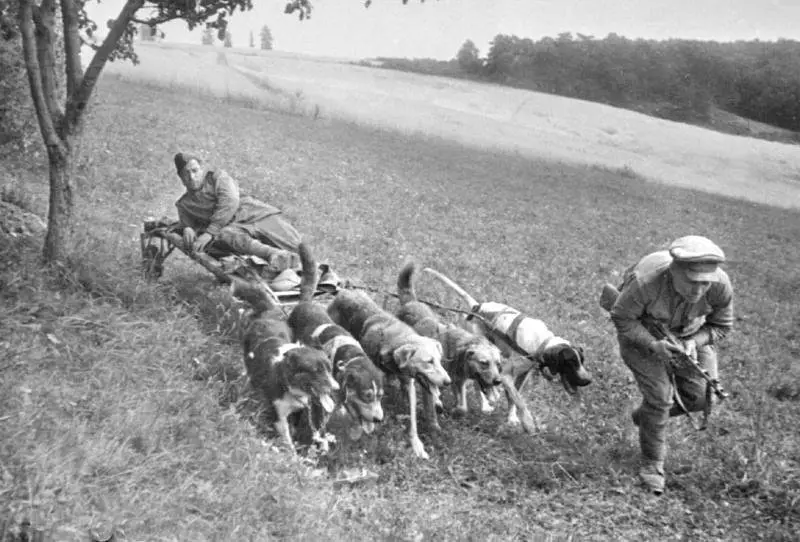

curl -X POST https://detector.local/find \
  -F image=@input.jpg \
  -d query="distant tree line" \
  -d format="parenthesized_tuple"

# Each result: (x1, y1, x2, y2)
(454, 33, 800, 131)
(201, 25, 272, 50)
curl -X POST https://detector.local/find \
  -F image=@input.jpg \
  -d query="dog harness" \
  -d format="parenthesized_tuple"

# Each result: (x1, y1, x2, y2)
(247, 340, 301, 361)
(473, 302, 569, 361)
(311, 323, 364, 373)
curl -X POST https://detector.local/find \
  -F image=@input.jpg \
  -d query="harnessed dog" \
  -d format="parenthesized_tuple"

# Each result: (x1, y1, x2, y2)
(395, 261, 505, 421)
(287, 245, 386, 442)
(231, 272, 339, 453)
(424, 268, 592, 429)
(327, 288, 450, 460)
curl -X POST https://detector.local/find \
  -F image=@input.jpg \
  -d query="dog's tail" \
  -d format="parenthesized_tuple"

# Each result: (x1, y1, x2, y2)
(231, 277, 275, 314)
(298, 242, 319, 302)
(422, 267, 480, 308)
(397, 261, 418, 305)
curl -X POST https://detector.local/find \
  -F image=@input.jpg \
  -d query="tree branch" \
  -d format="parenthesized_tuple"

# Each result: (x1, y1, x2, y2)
(63, 0, 145, 136)
(134, 1, 239, 29)
(60, 0, 84, 101)
(34, 0, 64, 126)
(18, 0, 66, 156)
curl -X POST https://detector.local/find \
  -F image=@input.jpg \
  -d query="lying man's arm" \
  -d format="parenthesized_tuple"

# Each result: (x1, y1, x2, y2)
(205, 170, 240, 236)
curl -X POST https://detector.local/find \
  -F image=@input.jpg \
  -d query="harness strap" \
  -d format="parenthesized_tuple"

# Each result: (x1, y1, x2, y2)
(310, 323, 333, 342)
(476, 309, 550, 375)
(310, 323, 363, 378)
(505, 313, 527, 345)
(465, 304, 482, 322)
(328, 335, 363, 374)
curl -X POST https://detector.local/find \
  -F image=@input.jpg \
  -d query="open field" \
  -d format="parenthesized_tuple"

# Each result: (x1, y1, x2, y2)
(100, 42, 800, 211)
(1, 62, 799, 540)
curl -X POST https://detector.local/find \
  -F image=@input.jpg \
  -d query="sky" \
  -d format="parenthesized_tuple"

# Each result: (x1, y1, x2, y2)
(86, 0, 800, 60)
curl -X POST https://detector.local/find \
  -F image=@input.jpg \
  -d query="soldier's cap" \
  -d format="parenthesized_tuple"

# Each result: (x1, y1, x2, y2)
(669, 235, 725, 282)
(174, 152, 201, 175)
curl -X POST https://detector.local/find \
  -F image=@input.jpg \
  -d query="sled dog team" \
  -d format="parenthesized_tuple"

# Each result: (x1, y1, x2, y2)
(232, 243, 591, 460)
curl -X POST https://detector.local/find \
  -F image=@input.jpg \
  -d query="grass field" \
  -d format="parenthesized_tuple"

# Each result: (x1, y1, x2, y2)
(1, 66, 799, 540)
(100, 42, 800, 212)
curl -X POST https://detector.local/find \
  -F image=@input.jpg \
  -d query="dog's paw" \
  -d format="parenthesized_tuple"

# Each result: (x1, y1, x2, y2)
(498, 419, 524, 436)
(312, 432, 336, 453)
(410, 436, 430, 460)
(348, 423, 365, 441)
(451, 406, 468, 418)
(479, 390, 498, 413)
(519, 412, 537, 434)
(506, 412, 521, 426)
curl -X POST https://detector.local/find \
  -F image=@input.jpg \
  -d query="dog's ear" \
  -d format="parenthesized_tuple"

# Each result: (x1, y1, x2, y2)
(281, 348, 303, 371)
(542, 345, 571, 373)
(559, 346, 580, 364)
(370, 363, 387, 387)
(393, 344, 417, 370)
(343, 372, 356, 399)
(460, 346, 475, 365)
(344, 369, 359, 390)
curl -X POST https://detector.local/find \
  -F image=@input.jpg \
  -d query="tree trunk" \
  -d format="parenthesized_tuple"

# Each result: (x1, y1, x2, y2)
(19, 0, 145, 264)
(43, 144, 73, 263)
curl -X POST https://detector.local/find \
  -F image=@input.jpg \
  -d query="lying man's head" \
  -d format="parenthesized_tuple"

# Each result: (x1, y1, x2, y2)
(174, 152, 204, 192)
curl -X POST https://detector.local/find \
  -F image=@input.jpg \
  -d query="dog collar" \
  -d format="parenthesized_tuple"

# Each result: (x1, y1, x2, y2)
(465, 303, 482, 322)
(538, 335, 569, 356)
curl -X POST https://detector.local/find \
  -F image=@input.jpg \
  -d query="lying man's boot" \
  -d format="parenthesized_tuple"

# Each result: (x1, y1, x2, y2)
(267, 249, 300, 273)
(243, 239, 300, 274)
(639, 460, 665, 495)
(271, 268, 302, 292)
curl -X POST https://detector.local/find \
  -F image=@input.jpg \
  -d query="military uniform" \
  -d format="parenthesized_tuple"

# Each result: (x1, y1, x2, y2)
(609, 236, 734, 494)
(173, 153, 302, 270)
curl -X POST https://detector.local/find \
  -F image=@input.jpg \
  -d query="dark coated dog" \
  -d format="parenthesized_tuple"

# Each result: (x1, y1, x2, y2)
(287, 244, 386, 441)
(232, 275, 339, 453)
(327, 288, 450, 460)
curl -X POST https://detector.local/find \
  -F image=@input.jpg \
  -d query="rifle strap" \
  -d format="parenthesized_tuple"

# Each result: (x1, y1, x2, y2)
(669, 371, 707, 431)
(702, 380, 713, 430)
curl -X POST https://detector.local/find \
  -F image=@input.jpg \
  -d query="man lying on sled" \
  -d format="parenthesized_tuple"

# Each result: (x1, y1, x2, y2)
(173, 152, 302, 277)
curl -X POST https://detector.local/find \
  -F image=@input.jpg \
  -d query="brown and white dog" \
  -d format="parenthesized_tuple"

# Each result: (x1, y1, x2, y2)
(232, 276, 339, 453)
(327, 288, 450, 459)
(287, 244, 386, 441)
(424, 268, 592, 428)
(395, 261, 505, 419)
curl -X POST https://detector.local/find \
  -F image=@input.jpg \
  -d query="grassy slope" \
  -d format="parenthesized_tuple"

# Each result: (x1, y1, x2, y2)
(101, 43, 800, 213)
(365, 56, 800, 146)
(1, 76, 798, 541)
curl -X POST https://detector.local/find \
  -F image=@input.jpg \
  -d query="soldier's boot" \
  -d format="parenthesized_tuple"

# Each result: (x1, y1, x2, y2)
(243, 239, 300, 272)
(639, 460, 665, 496)
(632, 406, 643, 427)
